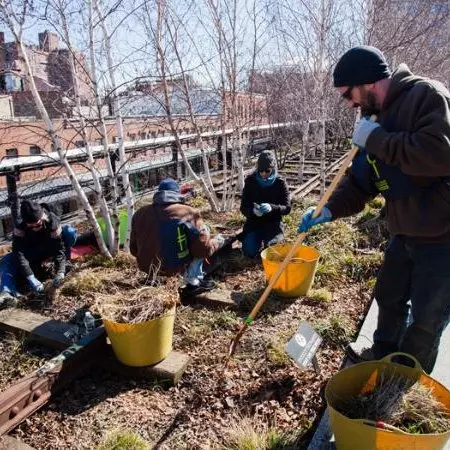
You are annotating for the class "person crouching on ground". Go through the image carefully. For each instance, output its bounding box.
[130,178,225,295]
[0,200,76,309]
[240,150,291,257]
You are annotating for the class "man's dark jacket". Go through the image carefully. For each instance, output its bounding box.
[328,64,450,242]
[240,172,291,233]
[12,209,66,277]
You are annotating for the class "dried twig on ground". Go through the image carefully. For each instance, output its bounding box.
[336,372,450,434]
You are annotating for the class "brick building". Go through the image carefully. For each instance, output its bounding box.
[0,30,92,118]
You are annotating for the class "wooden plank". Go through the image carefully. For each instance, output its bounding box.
[180,288,244,309]
[105,350,190,387]
[0,308,73,350]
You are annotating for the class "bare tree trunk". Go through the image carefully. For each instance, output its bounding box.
[59,3,116,256]
[298,119,310,184]
[318,119,326,196]
[0,4,112,258]
[163,11,220,210]
[94,0,135,252]
[88,0,120,255]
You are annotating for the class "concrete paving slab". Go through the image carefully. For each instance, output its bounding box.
[105,350,190,387]
[308,299,450,449]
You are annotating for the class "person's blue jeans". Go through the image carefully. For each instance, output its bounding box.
[183,258,204,286]
[61,224,77,260]
[373,236,450,373]
[0,253,20,296]
[0,225,77,296]
[242,222,284,258]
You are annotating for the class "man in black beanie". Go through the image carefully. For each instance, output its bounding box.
[0,200,71,307]
[298,45,450,373]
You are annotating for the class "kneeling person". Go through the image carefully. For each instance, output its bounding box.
[0,200,74,308]
[130,179,224,295]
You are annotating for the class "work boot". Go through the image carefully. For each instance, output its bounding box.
[181,278,217,297]
[347,340,396,363]
[0,291,18,310]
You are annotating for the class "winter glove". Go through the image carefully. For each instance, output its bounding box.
[298,206,332,233]
[213,234,226,250]
[52,272,65,288]
[259,203,272,215]
[27,275,44,294]
[253,203,263,217]
[352,117,381,148]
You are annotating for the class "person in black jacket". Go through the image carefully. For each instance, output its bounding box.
[0,200,75,308]
[240,150,291,257]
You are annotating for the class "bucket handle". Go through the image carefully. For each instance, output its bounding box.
[380,352,424,372]
[354,419,409,435]
[269,246,311,263]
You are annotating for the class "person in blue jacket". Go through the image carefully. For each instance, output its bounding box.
[240,150,291,257]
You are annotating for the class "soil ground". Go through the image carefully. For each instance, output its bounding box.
[0,196,389,449]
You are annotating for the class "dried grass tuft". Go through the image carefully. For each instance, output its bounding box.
[96,282,179,324]
[336,372,450,434]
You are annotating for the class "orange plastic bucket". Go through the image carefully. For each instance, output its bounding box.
[325,353,450,449]
[261,243,320,297]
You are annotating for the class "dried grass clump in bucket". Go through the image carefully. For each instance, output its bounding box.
[336,372,450,434]
[96,284,178,324]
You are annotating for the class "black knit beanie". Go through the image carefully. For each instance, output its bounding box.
[20,200,44,223]
[257,150,277,172]
[333,46,391,87]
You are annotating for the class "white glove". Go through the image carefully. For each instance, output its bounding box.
[213,234,226,249]
[253,207,263,217]
[259,203,272,215]
[352,117,381,148]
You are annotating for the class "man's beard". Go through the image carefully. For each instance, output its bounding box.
[360,91,380,116]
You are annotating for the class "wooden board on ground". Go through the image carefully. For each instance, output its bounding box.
[105,350,190,387]
[180,288,244,309]
[0,308,72,350]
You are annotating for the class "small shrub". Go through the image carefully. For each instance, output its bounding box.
[343,252,383,281]
[314,314,355,348]
[225,210,246,227]
[188,194,208,209]
[96,429,149,450]
[223,417,304,450]
[61,272,104,296]
[308,288,332,302]
[368,196,385,209]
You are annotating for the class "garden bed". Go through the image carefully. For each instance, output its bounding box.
[2,197,389,449]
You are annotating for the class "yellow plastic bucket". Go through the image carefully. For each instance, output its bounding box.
[103,307,176,367]
[325,353,450,450]
[260,243,320,297]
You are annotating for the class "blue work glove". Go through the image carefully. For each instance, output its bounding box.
[52,272,65,288]
[352,117,381,148]
[259,203,272,215]
[298,206,332,233]
[27,275,44,294]
[253,203,263,217]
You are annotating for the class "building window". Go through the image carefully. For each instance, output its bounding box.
[74,140,85,148]
[140,132,146,140]
[29,145,42,155]
[5,148,18,158]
